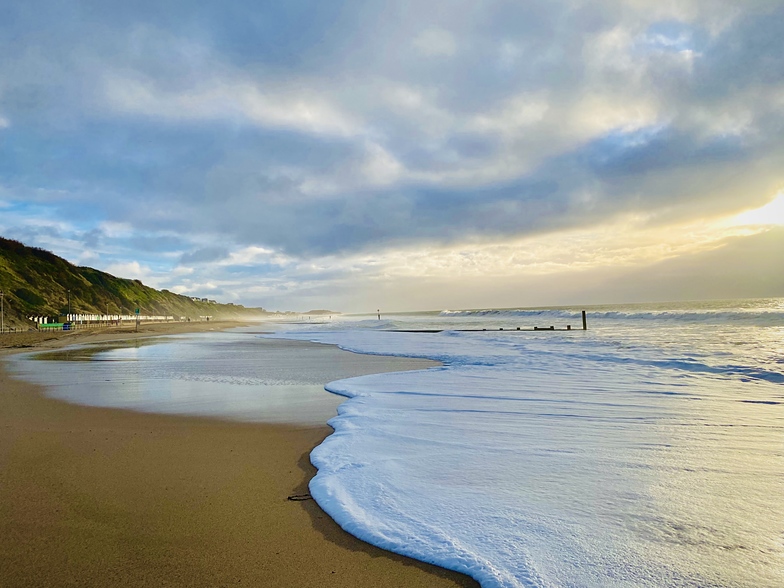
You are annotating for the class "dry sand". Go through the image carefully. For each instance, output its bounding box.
[0,322,478,587]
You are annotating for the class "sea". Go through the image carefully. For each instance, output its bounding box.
[7,298,784,588]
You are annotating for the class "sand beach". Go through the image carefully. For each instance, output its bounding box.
[0,322,477,587]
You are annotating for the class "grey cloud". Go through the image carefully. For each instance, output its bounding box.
[692,7,784,97]
[179,246,230,265]
[2,1,784,260]
[81,228,102,249]
[129,235,188,253]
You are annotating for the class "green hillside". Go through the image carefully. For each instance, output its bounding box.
[0,237,266,327]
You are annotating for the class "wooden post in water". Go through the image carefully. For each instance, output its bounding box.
[582,310,587,330]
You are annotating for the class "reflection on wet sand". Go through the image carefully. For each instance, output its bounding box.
[8,331,439,426]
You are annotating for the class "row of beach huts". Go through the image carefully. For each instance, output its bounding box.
[28,314,180,329]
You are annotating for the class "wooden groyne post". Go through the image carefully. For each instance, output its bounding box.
[582,310,587,330]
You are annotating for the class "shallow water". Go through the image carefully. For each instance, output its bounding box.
[271,299,784,587]
[6,330,435,426]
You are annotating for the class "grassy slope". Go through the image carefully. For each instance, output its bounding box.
[0,237,265,327]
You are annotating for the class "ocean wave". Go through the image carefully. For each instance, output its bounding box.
[440,308,784,324]
[570,352,784,385]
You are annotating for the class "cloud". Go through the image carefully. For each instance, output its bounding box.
[103,261,149,281]
[179,246,230,265]
[2,1,783,309]
[413,28,457,57]
[102,71,361,138]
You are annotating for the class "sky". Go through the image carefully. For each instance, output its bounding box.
[1,1,783,312]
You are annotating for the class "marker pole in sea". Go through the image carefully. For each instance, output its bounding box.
[582,310,587,330]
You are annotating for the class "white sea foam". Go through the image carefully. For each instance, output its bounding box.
[273,299,784,587]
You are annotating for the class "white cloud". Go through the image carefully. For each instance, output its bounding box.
[567,93,661,138]
[75,249,99,266]
[360,142,404,186]
[221,245,291,267]
[469,93,550,136]
[104,261,149,279]
[103,72,361,138]
[98,221,135,238]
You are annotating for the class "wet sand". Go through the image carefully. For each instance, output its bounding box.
[0,323,478,587]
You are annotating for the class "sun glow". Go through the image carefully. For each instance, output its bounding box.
[322,213,757,281]
[730,193,784,226]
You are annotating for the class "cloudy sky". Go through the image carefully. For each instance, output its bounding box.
[1,1,783,312]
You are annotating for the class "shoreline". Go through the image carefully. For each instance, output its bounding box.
[0,321,478,587]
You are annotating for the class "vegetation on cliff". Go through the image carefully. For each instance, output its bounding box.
[0,237,265,327]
